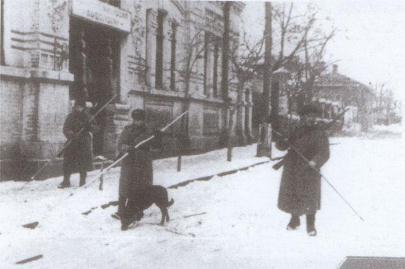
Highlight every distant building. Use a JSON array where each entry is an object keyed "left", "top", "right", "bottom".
[
  {"left": 0, "top": 0, "right": 250, "bottom": 179},
  {"left": 314, "top": 64, "right": 376, "bottom": 132},
  {"left": 250, "top": 64, "right": 376, "bottom": 136}
]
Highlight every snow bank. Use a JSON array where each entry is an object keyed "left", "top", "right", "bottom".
[
  {"left": 371, "top": 123, "right": 402, "bottom": 134},
  {"left": 1, "top": 138, "right": 404, "bottom": 269}
]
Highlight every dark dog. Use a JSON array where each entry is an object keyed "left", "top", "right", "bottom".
[{"left": 121, "top": 185, "right": 174, "bottom": 231}]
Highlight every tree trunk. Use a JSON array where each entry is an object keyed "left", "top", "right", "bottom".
[
  {"left": 177, "top": 75, "right": 191, "bottom": 169},
  {"left": 220, "top": 2, "right": 231, "bottom": 147},
  {"left": 236, "top": 80, "right": 246, "bottom": 145},
  {"left": 227, "top": 109, "right": 235, "bottom": 162}
]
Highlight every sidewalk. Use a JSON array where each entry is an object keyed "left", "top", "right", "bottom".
[
  {"left": 153, "top": 144, "right": 270, "bottom": 188},
  {"left": 0, "top": 143, "right": 272, "bottom": 197},
  {"left": 0, "top": 143, "right": 273, "bottom": 235},
  {"left": 72, "top": 143, "right": 272, "bottom": 191}
]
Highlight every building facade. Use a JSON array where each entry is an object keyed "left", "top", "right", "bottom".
[
  {"left": 314, "top": 65, "right": 376, "bottom": 132},
  {"left": 0, "top": 0, "right": 251, "bottom": 180}
]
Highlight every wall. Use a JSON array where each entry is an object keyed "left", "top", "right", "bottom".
[
  {"left": 0, "top": 71, "right": 23, "bottom": 158},
  {"left": 1, "top": 0, "right": 247, "bottom": 180},
  {"left": 122, "top": 1, "right": 245, "bottom": 151},
  {"left": 0, "top": 66, "right": 73, "bottom": 179},
  {"left": 1, "top": 0, "right": 72, "bottom": 180}
]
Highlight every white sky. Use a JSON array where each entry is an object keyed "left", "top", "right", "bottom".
[{"left": 241, "top": 0, "right": 405, "bottom": 101}]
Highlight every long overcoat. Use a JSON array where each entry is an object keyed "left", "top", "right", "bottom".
[
  {"left": 118, "top": 124, "right": 160, "bottom": 199},
  {"left": 277, "top": 125, "right": 330, "bottom": 216},
  {"left": 63, "top": 111, "right": 94, "bottom": 173}
]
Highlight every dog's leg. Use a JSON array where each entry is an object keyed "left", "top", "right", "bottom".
[
  {"left": 163, "top": 207, "right": 169, "bottom": 224},
  {"left": 159, "top": 207, "right": 167, "bottom": 225},
  {"left": 166, "top": 210, "right": 170, "bottom": 222}
]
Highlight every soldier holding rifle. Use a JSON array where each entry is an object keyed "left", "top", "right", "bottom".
[
  {"left": 58, "top": 102, "right": 94, "bottom": 188},
  {"left": 275, "top": 104, "right": 330, "bottom": 236},
  {"left": 112, "top": 109, "right": 163, "bottom": 220}
]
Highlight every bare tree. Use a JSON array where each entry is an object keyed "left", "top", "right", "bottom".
[
  {"left": 271, "top": 2, "right": 319, "bottom": 72},
  {"left": 175, "top": 6, "right": 227, "bottom": 166},
  {"left": 174, "top": 16, "right": 207, "bottom": 168},
  {"left": 177, "top": 2, "right": 233, "bottom": 139},
  {"left": 373, "top": 83, "right": 398, "bottom": 125},
  {"left": 286, "top": 30, "right": 336, "bottom": 108},
  {"left": 230, "top": 31, "right": 265, "bottom": 144},
  {"left": 228, "top": 2, "right": 336, "bottom": 144},
  {"left": 177, "top": 10, "right": 221, "bottom": 144},
  {"left": 271, "top": 3, "right": 336, "bottom": 118}
]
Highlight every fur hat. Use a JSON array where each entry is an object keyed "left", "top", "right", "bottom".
[
  {"left": 131, "top": 109, "right": 146, "bottom": 120},
  {"left": 299, "top": 104, "right": 322, "bottom": 116}
]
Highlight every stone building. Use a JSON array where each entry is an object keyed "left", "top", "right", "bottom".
[{"left": 0, "top": 0, "right": 251, "bottom": 180}]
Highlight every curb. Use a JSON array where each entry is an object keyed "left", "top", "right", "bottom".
[
  {"left": 80, "top": 160, "right": 271, "bottom": 215},
  {"left": 168, "top": 160, "right": 270, "bottom": 189}
]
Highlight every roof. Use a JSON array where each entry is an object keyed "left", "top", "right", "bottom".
[{"left": 315, "top": 71, "right": 375, "bottom": 96}]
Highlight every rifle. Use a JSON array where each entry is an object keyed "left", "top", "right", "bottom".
[
  {"left": 28, "top": 95, "right": 117, "bottom": 181},
  {"left": 81, "top": 110, "right": 189, "bottom": 189},
  {"left": 272, "top": 107, "right": 348, "bottom": 170}
]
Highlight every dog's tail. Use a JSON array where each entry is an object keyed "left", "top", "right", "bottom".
[{"left": 167, "top": 198, "right": 174, "bottom": 207}]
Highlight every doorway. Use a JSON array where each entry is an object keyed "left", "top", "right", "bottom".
[{"left": 69, "top": 17, "right": 121, "bottom": 155}]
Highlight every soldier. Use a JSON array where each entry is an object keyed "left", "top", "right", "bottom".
[
  {"left": 58, "top": 102, "right": 94, "bottom": 188},
  {"left": 276, "top": 104, "right": 330, "bottom": 236},
  {"left": 112, "top": 109, "right": 162, "bottom": 219}
]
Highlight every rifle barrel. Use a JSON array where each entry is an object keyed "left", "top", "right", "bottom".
[
  {"left": 28, "top": 94, "right": 117, "bottom": 181},
  {"left": 82, "top": 111, "right": 189, "bottom": 189}
]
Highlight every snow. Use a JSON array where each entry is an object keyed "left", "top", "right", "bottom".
[
  {"left": 1, "top": 134, "right": 405, "bottom": 269},
  {"left": 371, "top": 123, "right": 402, "bottom": 135}
]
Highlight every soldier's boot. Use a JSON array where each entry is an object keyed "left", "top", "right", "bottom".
[
  {"left": 58, "top": 173, "right": 71, "bottom": 189},
  {"left": 112, "top": 196, "right": 126, "bottom": 220},
  {"left": 306, "top": 214, "right": 317, "bottom": 236},
  {"left": 79, "top": 171, "right": 87, "bottom": 187},
  {"left": 287, "top": 215, "right": 300, "bottom": 230}
]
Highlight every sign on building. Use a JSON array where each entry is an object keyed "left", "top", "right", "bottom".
[{"left": 71, "top": 0, "right": 131, "bottom": 33}]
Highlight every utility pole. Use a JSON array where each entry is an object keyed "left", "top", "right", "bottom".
[
  {"left": 1, "top": 0, "right": 5, "bottom": 65},
  {"left": 222, "top": 1, "right": 231, "bottom": 103},
  {"left": 257, "top": 2, "right": 272, "bottom": 156}
]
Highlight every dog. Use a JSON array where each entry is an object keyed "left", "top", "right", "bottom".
[{"left": 121, "top": 185, "right": 174, "bottom": 231}]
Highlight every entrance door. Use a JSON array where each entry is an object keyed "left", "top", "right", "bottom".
[{"left": 69, "top": 18, "right": 120, "bottom": 155}]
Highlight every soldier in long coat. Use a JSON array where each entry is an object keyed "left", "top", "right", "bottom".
[
  {"left": 276, "top": 104, "right": 330, "bottom": 236},
  {"left": 112, "top": 109, "right": 162, "bottom": 219},
  {"left": 59, "top": 102, "right": 94, "bottom": 188}
]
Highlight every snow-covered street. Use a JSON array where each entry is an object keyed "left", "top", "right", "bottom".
[{"left": 1, "top": 131, "right": 404, "bottom": 268}]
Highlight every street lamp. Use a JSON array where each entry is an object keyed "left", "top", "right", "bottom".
[
  {"left": 271, "top": 67, "right": 291, "bottom": 133},
  {"left": 265, "top": 67, "right": 292, "bottom": 161}
]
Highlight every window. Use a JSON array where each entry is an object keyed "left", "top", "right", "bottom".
[
  {"left": 204, "top": 32, "right": 220, "bottom": 97},
  {"left": 203, "top": 110, "right": 219, "bottom": 135},
  {"left": 203, "top": 32, "right": 209, "bottom": 96},
  {"left": 145, "top": 101, "right": 173, "bottom": 133},
  {"left": 155, "top": 10, "right": 166, "bottom": 89},
  {"left": 170, "top": 21, "right": 177, "bottom": 91}
]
